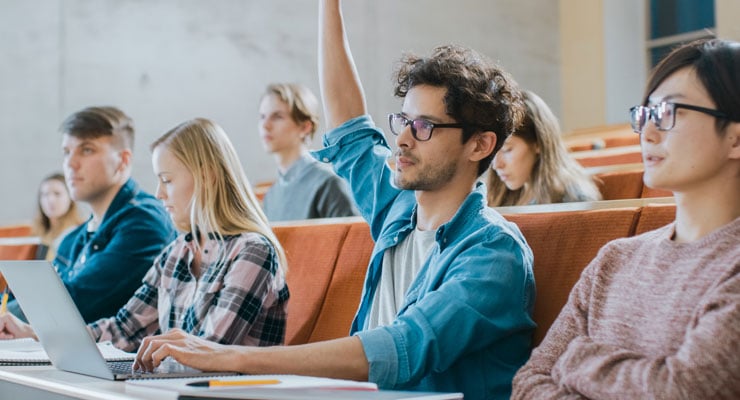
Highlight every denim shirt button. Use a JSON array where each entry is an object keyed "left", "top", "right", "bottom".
[
  {"left": 92, "top": 244, "right": 99, "bottom": 250},
  {"left": 322, "top": 157, "right": 329, "bottom": 162}
]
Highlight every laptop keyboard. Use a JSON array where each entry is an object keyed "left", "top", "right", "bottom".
[{"left": 107, "top": 360, "right": 139, "bottom": 375}]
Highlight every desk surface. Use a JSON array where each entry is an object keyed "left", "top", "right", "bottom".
[
  {"left": 0, "top": 365, "right": 172, "bottom": 400},
  {"left": 0, "top": 366, "right": 462, "bottom": 400}
]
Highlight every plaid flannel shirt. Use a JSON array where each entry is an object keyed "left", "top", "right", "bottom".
[{"left": 88, "top": 231, "right": 289, "bottom": 352}]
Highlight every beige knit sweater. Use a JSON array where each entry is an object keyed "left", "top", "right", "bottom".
[{"left": 512, "top": 217, "right": 740, "bottom": 399}]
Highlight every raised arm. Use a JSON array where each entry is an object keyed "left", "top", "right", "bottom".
[{"left": 319, "top": 0, "right": 367, "bottom": 129}]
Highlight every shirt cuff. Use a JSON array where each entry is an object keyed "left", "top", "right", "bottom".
[
  {"left": 311, "top": 115, "right": 378, "bottom": 163},
  {"left": 355, "top": 327, "right": 400, "bottom": 388}
]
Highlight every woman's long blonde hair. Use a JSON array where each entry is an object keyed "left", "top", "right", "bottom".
[
  {"left": 151, "top": 118, "right": 287, "bottom": 271},
  {"left": 488, "top": 90, "right": 601, "bottom": 206}
]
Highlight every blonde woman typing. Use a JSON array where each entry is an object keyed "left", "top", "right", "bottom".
[{"left": 1, "top": 118, "right": 289, "bottom": 351}]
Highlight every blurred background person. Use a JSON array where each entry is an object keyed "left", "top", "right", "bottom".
[
  {"left": 258, "top": 83, "right": 357, "bottom": 221},
  {"left": 488, "top": 90, "right": 601, "bottom": 206},
  {"left": 32, "top": 172, "right": 85, "bottom": 260}
]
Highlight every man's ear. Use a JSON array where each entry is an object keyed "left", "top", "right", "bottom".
[
  {"left": 468, "top": 131, "right": 497, "bottom": 162},
  {"left": 300, "top": 121, "right": 314, "bottom": 142},
  {"left": 118, "top": 148, "right": 133, "bottom": 172}
]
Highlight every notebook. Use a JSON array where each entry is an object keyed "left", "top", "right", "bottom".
[
  {"left": 0, "top": 337, "right": 133, "bottom": 366},
  {"left": 0, "top": 260, "right": 237, "bottom": 380}
]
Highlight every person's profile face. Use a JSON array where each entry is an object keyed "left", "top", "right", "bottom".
[
  {"left": 492, "top": 135, "right": 539, "bottom": 191},
  {"left": 61, "top": 134, "right": 125, "bottom": 205},
  {"left": 257, "top": 94, "right": 309, "bottom": 155},
  {"left": 391, "top": 84, "right": 467, "bottom": 191},
  {"left": 152, "top": 145, "right": 195, "bottom": 232},
  {"left": 640, "top": 67, "right": 733, "bottom": 193},
  {"left": 39, "top": 179, "right": 73, "bottom": 220}
]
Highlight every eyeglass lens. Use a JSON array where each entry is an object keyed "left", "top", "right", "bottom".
[
  {"left": 389, "top": 114, "right": 433, "bottom": 141},
  {"left": 631, "top": 103, "right": 675, "bottom": 133}
]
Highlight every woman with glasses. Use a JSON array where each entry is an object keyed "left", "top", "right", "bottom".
[
  {"left": 513, "top": 38, "right": 740, "bottom": 399},
  {"left": 486, "top": 90, "right": 601, "bottom": 206}
]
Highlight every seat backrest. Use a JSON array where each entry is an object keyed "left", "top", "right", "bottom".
[
  {"left": 574, "top": 147, "right": 643, "bottom": 168},
  {"left": 307, "top": 221, "right": 372, "bottom": 343},
  {"left": 634, "top": 203, "right": 676, "bottom": 235},
  {"left": 594, "top": 169, "right": 645, "bottom": 200},
  {"left": 273, "top": 223, "right": 351, "bottom": 345},
  {"left": 640, "top": 184, "right": 673, "bottom": 199},
  {"left": 504, "top": 207, "right": 641, "bottom": 347},
  {"left": 0, "top": 224, "right": 33, "bottom": 238},
  {"left": 0, "top": 239, "right": 40, "bottom": 291}
]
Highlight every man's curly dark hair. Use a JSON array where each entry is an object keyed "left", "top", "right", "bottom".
[{"left": 394, "top": 45, "right": 525, "bottom": 176}]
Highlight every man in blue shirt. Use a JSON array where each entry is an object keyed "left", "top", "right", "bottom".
[
  {"left": 8, "top": 106, "right": 176, "bottom": 323},
  {"left": 133, "top": 1, "right": 534, "bottom": 398}
]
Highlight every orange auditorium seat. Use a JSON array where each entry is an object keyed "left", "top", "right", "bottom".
[{"left": 594, "top": 169, "right": 645, "bottom": 200}]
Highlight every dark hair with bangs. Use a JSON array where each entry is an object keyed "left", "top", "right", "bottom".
[{"left": 643, "top": 38, "right": 740, "bottom": 134}]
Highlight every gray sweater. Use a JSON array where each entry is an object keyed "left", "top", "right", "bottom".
[{"left": 263, "top": 154, "right": 358, "bottom": 222}]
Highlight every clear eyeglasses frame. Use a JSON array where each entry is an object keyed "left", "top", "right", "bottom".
[{"left": 629, "top": 102, "right": 730, "bottom": 134}]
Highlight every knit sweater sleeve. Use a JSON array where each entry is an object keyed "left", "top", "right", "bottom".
[{"left": 552, "top": 268, "right": 740, "bottom": 399}]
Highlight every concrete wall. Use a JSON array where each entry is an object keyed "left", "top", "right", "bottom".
[
  {"left": 717, "top": 0, "right": 740, "bottom": 41},
  {"left": 0, "top": 0, "right": 559, "bottom": 225}
]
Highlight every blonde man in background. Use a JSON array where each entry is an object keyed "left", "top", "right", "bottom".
[{"left": 258, "top": 83, "right": 357, "bottom": 221}]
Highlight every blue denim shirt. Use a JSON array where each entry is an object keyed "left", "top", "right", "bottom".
[
  {"left": 51, "top": 179, "right": 175, "bottom": 323},
  {"left": 312, "top": 116, "right": 536, "bottom": 400}
]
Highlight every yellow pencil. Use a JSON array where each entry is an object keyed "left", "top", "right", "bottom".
[
  {"left": 187, "top": 378, "right": 281, "bottom": 387},
  {"left": 1, "top": 288, "right": 9, "bottom": 315}
]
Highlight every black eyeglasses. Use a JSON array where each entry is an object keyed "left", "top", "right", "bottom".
[
  {"left": 629, "top": 102, "right": 730, "bottom": 134},
  {"left": 388, "top": 113, "right": 466, "bottom": 141}
]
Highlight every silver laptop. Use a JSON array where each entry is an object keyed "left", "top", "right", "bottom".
[{"left": 0, "top": 260, "right": 237, "bottom": 380}]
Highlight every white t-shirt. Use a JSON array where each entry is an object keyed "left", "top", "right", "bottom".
[{"left": 366, "top": 227, "right": 437, "bottom": 329}]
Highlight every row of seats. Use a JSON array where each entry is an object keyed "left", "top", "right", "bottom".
[
  {"left": 564, "top": 123, "right": 639, "bottom": 152},
  {"left": 275, "top": 198, "right": 677, "bottom": 347},
  {"left": 0, "top": 198, "right": 677, "bottom": 348}
]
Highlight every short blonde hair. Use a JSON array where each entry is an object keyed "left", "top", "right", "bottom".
[
  {"left": 263, "top": 83, "right": 320, "bottom": 139},
  {"left": 151, "top": 118, "right": 287, "bottom": 272}
]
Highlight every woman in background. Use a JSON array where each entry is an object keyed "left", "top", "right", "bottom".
[
  {"left": 32, "top": 172, "right": 85, "bottom": 260},
  {"left": 488, "top": 90, "right": 601, "bottom": 206}
]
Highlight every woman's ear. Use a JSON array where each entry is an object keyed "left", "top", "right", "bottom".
[{"left": 728, "top": 122, "right": 740, "bottom": 160}]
